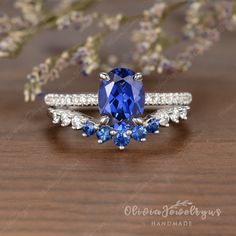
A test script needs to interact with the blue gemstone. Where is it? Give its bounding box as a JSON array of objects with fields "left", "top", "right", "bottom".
[
  {"left": 98, "top": 68, "right": 145, "bottom": 125},
  {"left": 113, "top": 131, "right": 131, "bottom": 147},
  {"left": 132, "top": 125, "right": 147, "bottom": 141},
  {"left": 113, "top": 121, "right": 131, "bottom": 132},
  {"left": 96, "top": 126, "right": 111, "bottom": 142},
  {"left": 82, "top": 122, "right": 96, "bottom": 136},
  {"left": 146, "top": 118, "right": 160, "bottom": 133}
]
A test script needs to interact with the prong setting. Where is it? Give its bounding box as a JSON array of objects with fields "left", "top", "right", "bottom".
[
  {"left": 134, "top": 72, "right": 143, "bottom": 81},
  {"left": 99, "top": 72, "right": 110, "bottom": 81},
  {"left": 125, "top": 130, "right": 132, "bottom": 136},
  {"left": 99, "top": 115, "right": 110, "bottom": 125},
  {"left": 110, "top": 130, "right": 117, "bottom": 136},
  {"left": 132, "top": 117, "right": 144, "bottom": 125},
  {"left": 94, "top": 124, "right": 100, "bottom": 130}
]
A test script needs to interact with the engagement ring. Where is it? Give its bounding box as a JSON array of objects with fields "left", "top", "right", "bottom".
[{"left": 44, "top": 68, "right": 192, "bottom": 150}]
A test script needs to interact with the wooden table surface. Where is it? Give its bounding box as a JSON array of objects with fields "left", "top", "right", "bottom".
[{"left": 0, "top": 1, "right": 236, "bottom": 236}]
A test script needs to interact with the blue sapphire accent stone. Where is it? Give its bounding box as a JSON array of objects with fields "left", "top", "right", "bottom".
[
  {"left": 82, "top": 122, "right": 96, "bottom": 136},
  {"left": 96, "top": 126, "right": 111, "bottom": 142},
  {"left": 146, "top": 118, "right": 160, "bottom": 133},
  {"left": 132, "top": 125, "right": 147, "bottom": 141},
  {"left": 113, "top": 121, "right": 131, "bottom": 132},
  {"left": 98, "top": 68, "right": 145, "bottom": 125},
  {"left": 113, "top": 131, "right": 131, "bottom": 147}
]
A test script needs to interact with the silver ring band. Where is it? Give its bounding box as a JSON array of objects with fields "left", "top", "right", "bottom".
[
  {"left": 48, "top": 105, "right": 190, "bottom": 129},
  {"left": 44, "top": 92, "right": 192, "bottom": 108}
]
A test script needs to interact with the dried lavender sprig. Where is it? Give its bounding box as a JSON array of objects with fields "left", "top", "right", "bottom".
[
  {"left": 0, "top": 30, "right": 34, "bottom": 57},
  {"left": 1, "top": 0, "right": 235, "bottom": 102},
  {"left": 14, "top": 0, "right": 44, "bottom": 26},
  {"left": 56, "top": 11, "right": 98, "bottom": 31},
  {"left": 24, "top": 13, "right": 143, "bottom": 102},
  {"left": 24, "top": 34, "right": 103, "bottom": 102},
  {"left": 133, "top": 0, "right": 236, "bottom": 75},
  {"left": 0, "top": 0, "right": 98, "bottom": 58},
  {"left": 98, "top": 14, "right": 124, "bottom": 31},
  {"left": 133, "top": 1, "right": 174, "bottom": 74},
  {"left": 0, "top": 13, "right": 29, "bottom": 36}
]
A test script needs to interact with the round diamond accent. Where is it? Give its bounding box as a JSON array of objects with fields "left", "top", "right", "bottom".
[{"left": 71, "top": 116, "right": 84, "bottom": 130}]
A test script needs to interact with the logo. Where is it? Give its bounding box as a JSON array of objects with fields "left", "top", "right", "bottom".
[{"left": 124, "top": 200, "right": 221, "bottom": 227}]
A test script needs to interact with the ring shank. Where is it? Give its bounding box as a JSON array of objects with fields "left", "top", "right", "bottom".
[{"left": 45, "top": 92, "right": 192, "bottom": 108}]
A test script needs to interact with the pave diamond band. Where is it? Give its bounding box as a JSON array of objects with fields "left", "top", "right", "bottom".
[{"left": 45, "top": 92, "right": 192, "bottom": 108}]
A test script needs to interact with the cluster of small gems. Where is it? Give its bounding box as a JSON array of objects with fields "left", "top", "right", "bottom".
[
  {"left": 46, "top": 68, "right": 191, "bottom": 150},
  {"left": 82, "top": 68, "right": 161, "bottom": 149},
  {"left": 48, "top": 106, "right": 190, "bottom": 150}
]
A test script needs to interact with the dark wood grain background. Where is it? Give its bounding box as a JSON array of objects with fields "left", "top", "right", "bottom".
[{"left": 0, "top": 1, "right": 236, "bottom": 235}]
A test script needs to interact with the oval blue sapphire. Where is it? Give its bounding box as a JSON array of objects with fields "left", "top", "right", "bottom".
[{"left": 98, "top": 68, "right": 145, "bottom": 125}]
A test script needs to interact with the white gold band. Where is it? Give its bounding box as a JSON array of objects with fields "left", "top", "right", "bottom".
[
  {"left": 44, "top": 92, "right": 192, "bottom": 108},
  {"left": 48, "top": 105, "right": 190, "bottom": 129}
]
